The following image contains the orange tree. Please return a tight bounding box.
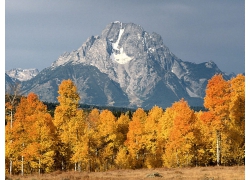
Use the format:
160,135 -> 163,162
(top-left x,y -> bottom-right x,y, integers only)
160,99 -> 196,168
204,74 -> 231,165
194,111 -> 215,166
225,74 -> 245,165
5,93 -> 55,174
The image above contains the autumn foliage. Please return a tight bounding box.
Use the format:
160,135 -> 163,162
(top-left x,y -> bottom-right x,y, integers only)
5,75 -> 245,175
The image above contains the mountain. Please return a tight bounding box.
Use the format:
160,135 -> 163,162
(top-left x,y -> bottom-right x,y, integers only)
6,68 -> 39,82
19,21 -> 232,109
5,73 -> 16,92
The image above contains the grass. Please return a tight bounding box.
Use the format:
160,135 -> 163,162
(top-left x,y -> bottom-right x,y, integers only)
5,166 -> 245,180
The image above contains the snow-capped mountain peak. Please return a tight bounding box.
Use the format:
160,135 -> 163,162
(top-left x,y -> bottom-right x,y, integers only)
110,27 -> 133,64
6,68 -> 39,81
18,21 -> 234,109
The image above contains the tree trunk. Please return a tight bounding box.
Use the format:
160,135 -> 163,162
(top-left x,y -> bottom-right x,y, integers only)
88,158 -> 91,172
78,162 -> 81,172
176,150 -> 179,167
9,159 -> 12,176
21,155 -> 24,176
216,130 -> 221,166
10,110 -> 13,129
62,160 -> 64,171
39,159 -> 41,175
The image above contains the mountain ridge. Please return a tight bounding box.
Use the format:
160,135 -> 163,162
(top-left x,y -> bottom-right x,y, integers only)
6,68 -> 39,82
8,21 -> 235,109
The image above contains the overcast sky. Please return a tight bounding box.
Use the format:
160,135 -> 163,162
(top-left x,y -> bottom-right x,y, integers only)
5,0 -> 245,74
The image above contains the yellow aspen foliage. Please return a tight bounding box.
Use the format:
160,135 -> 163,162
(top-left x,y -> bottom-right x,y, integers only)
114,114 -> 130,170
70,109 -> 88,171
161,99 -> 196,168
125,108 -> 147,168
115,146 -> 132,169
6,93 -> 55,174
85,108 -> 100,172
143,106 -> 163,168
204,74 -> 230,130
116,113 -> 130,146
87,108 -> 100,129
5,118 -> 18,174
5,74 -> 245,173
194,111 -> 214,166
5,101 -> 15,174
97,110 -> 118,171
204,74 -> 231,165
26,112 -> 55,173
54,79 -> 86,170
223,74 -> 245,165
158,107 -> 175,144
229,74 -> 245,133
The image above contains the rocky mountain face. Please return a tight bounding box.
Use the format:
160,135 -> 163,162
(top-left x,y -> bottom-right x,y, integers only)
18,21 -> 233,109
6,68 -> 39,82
5,73 -> 16,92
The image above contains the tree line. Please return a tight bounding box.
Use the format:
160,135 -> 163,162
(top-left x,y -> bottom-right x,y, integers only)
5,74 -> 245,175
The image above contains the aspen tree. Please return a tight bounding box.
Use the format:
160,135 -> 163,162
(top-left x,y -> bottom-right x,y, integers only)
86,109 -> 100,172
125,108 -> 147,168
97,110 -> 117,171
116,113 -> 130,146
204,74 -> 230,166
161,99 -> 196,167
115,146 -> 131,169
5,82 -> 21,175
115,114 -> 131,169
195,111 -> 215,166
226,74 -> 245,165
54,79 -> 86,171
143,106 -> 163,168
70,109 -> 88,171
8,93 -> 55,174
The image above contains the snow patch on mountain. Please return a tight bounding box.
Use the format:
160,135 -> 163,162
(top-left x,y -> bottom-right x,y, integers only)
186,87 -> 200,98
112,28 -> 124,50
6,68 -> 39,81
110,47 -> 133,64
205,61 -> 214,68
110,26 -> 133,64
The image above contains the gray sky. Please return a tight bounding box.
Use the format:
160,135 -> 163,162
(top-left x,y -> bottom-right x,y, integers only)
5,0 -> 245,74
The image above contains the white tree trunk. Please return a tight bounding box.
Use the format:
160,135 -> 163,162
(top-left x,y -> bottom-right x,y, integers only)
21,155 -> 24,176
78,162 -> 81,172
62,160 -> 64,171
9,159 -> 12,176
10,110 -> 13,129
39,158 -> 41,174
216,130 -> 221,166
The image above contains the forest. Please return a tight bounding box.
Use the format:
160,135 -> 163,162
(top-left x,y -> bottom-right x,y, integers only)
5,74 -> 245,175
